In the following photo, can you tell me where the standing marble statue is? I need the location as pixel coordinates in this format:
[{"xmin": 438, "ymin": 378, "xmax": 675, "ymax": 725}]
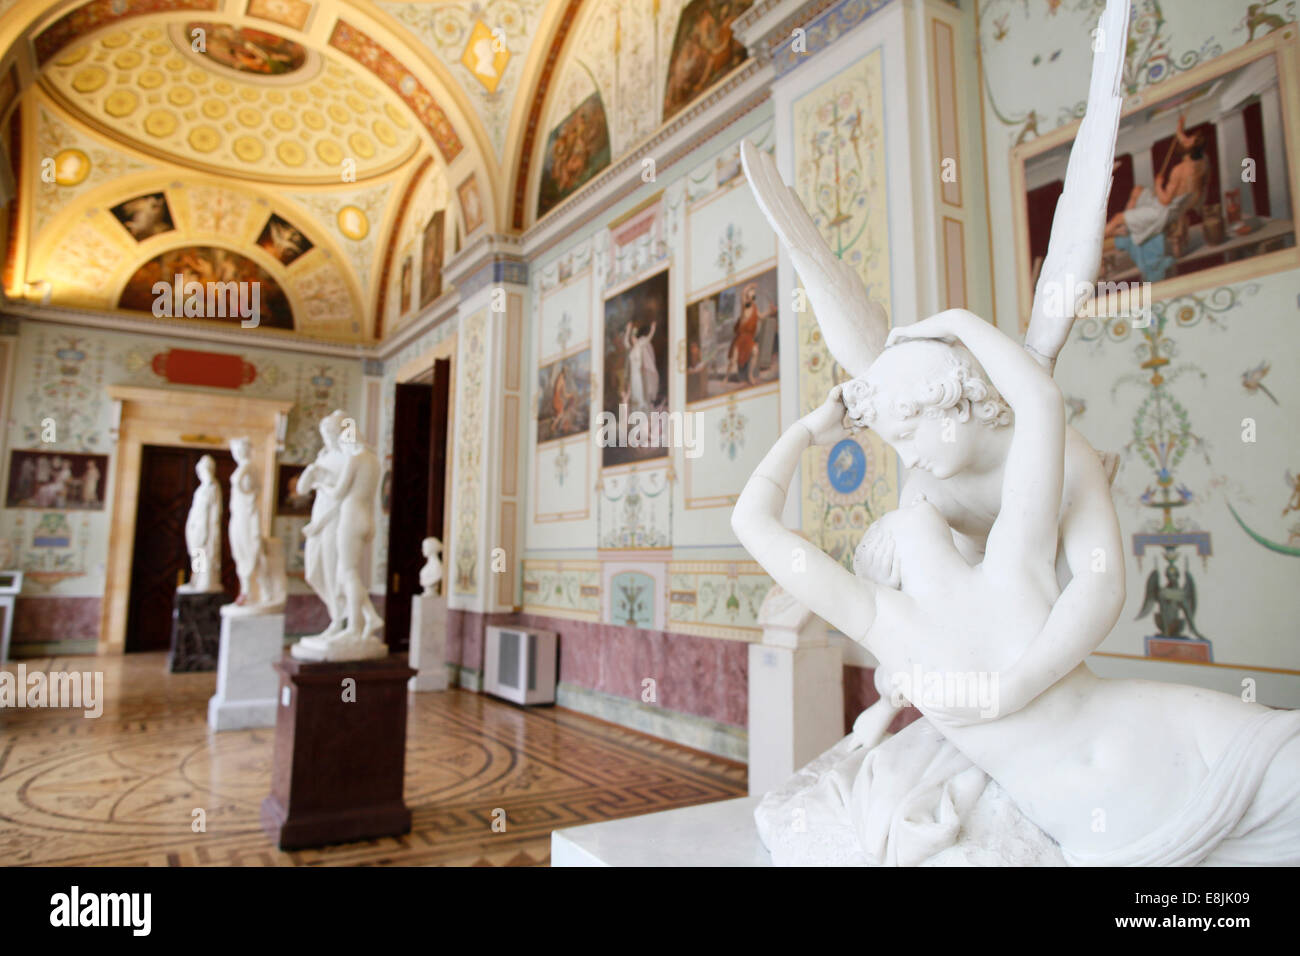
[
  {"xmin": 298, "ymin": 410, "xmax": 346, "ymax": 637},
  {"xmin": 419, "ymin": 537, "xmax": 443, "ymax": 595},
  {"xmin": 178, "ymin": 454, "xmax": 222, "ymax": 594},
  {"xmin": 291, "ymin": 421, "xmax": 386, "ymax": 662},
  {"xmin": 225, "ymin": 436, "xmax": 286, "ymax": 615},
  {"xmin": 732, "ymin": 0, "xmax": 1300, "ymax": 865}
]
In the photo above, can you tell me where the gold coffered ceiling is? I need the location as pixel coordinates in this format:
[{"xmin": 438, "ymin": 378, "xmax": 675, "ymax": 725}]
[
  {"xmin": 0, "ymin": 0, "xmax": 571, "ymax": 345},
  {"xmin": 0, "ymin": 1, "xmax": 758, "ymax": 344},
  {"xmin": 41, "ymin": 21, "xmax": 419, "ymax": 184}
]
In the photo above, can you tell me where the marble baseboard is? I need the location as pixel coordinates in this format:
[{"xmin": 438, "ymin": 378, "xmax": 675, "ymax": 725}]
[
  {"xmin": 12, "ymin": 597, "xmax": 101, "ymax": 655},
  {"xmin": 452, "ymin": 664, "xmax": 482, "ymax": 692},
  {"xmin": 512, "ymin": 612, "xmax": 748, "ymax": 728},
  {"xmin": 556, "ymin": 682, "xmax": 747, "ymax": 763}
]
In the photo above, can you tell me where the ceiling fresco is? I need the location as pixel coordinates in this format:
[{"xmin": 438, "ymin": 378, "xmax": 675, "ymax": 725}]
[{"xmin": 0, "ymin": 0, "xmax": 757, "ymax": 343}]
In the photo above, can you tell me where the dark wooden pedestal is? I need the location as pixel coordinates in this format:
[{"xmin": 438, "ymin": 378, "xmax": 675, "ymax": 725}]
[
  {"xmin": 168, "ymin": 591, "xmax": 225, "ymax": 672},
  {"xmin": 260, "ymin": 655, "xmax": 416, "ymax": 850}
]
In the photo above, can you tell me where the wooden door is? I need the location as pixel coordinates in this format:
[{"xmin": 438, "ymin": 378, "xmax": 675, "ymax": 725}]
[
  {"xmin": 384, "ymin": 359, "xmax": 451, "ymax": 651},
  {"xmin": 125, "ymin": 446, "xmax": 237, "ymax": 652},
  {"xmin": 384, "ymin": 382, "xmax": 432, "ymax": 650}
]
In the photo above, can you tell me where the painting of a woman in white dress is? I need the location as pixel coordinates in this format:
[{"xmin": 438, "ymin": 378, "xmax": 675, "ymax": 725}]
[{"xmin": 601, "ymin": 269, "xmax": 669, "ymax": 466}]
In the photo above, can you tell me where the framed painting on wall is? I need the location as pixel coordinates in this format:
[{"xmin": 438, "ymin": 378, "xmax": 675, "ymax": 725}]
[
  {"xmin": 601, "ymin": 269, "xmax": 670, "ymax": 468},
  {"xmin": 537, "ymin": 349, "xmax": 592, "ymax": 444},
  {"xmin": 275, "ymin": 463, "xmax": 312, "ymax": 516},
  {"xmin": 1011, "ymin": 30, "xmax": 1300, "ymax": 329},
  {"xmin": 458, "ymin": 174, "xmax": 484, "ymax": 235},
  {"xmin": 6, "ymin": 450, "xmax": 108, "ymax": 510},
  {"xmin": 685, "ymin": 266, "xmax": 779, "ymax": 404},
  {"xmin": 420, "ymin": 209, "xmax": 445, "ymax": 308}
]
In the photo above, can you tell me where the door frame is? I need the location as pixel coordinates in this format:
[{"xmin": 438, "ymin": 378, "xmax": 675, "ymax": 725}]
[
  {"xmin": 100, "ymin": 386, "xmax": 293, "ymax": 655},
  {"xmin": 392, "ymin": 334, "xmax": 456, "ymax": 574}
]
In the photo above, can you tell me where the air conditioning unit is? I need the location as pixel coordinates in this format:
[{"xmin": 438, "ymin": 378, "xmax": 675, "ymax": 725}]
[{"xmin": 483, "ymin": 625, "xmax": 558, "ymax": 705}]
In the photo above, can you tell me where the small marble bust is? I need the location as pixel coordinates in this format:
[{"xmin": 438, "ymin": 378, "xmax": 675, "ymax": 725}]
[{"xmin": 419, "ymin": 537, "xmax": 443, "ymax": 595}]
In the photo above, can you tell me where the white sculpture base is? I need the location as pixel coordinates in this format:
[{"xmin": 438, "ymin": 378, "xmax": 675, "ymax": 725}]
[
  {"xmin": 552, "ymin": 797, "xmax": 771, "ymax": 867},
  {"xmin": 754, "ymin": 731, "xmax": 1067, "ymax": 866},
  {"xmin": 208, "ymin": 611, "xmax": 285, "ymax": 731},
  {"xmin": 747, "ymin": 637, "xmax": 842, "ymax": 796},
  {"xmin": 176, "ymin": 584, "xmax": 223, "ymax": 596},
  {"xmin": 407, "ymin": 593, "xmax": 447, "ymax": 691},
  {"xmin": 289, "ymin": 633, "xmax": 388, "ymax": 663}
]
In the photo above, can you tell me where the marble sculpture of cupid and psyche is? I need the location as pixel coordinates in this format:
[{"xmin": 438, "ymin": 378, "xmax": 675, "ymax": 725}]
[{"xmin": 731, "ymin": 0, "xmax": 1300, "ymax": 866}]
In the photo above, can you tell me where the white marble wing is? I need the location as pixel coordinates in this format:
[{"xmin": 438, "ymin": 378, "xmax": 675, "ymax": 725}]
[
  {"xmin": 741, "ymin": 139, "xmax": 888, "ymax": 379},
  {"xmin": 1025, "ymin": 0, "xmax": 1129, "ymax": 360}
]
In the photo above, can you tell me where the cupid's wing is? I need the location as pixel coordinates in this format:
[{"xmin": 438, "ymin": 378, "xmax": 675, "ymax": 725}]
[
  {"xmin": 1025, "ymin": 0, "xmax": 1129, "ymax": 363},
  {"xmin": 1185, "ymin": 565, "xmax": 1196, "ymax": 617},
  {"xmin": 1135, "ymin": 568, "xmax": 1158, "ymax": 619},
  {"xmin": 741, "ymin": 139, "xmax": 887, "ymax": 379}
]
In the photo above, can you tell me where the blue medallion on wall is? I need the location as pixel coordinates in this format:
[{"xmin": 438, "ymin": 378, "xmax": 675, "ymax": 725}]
[{"xmin": 827, "ymin": 439, "xmax": 866, "ymax": 494}]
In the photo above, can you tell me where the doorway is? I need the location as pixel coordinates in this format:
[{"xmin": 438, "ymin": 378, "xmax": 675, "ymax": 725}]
[
  {"xmin": 124, "ymin": 445, "xmax": 237, "ymax": 652},
  {"xmin": 384, "ymin": 358, "xmax": 451, "ymax": 650}
]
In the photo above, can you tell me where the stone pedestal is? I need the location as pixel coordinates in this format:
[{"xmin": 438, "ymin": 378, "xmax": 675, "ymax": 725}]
[
  {"xmin": 552, "ymin": 797, "xmax": 770, "ymax": 867},
  {"xmin": 1145, "ymin": 634, "xmax": 1213, "ymax": 663},
  {"xmin": 261, "ymin": 655, "xmax": 416, "ymax": 849},
  {"xmin": 408, "ymin": 593, "xmax": 446, "ymax": 691},
  {"xmin": 168, "ymin": 590, "xmax": 225, "ymax": 672},
  {"xmin": 747, "ymin": 589, "xmax": 843, "ymax": 796},
  {"xmin": 207, "ymin": 611, "xmax": 285, "ymax": 731}
]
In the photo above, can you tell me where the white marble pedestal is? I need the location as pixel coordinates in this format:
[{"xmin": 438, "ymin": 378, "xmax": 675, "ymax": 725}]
[
  {"xmin": 552, "ymin": 797, "xmax": 770, "ymax": 867},
  {"xmin": 208, "ymin": 611, "xmax": 285, "ymax": 731},
  {"xmin": 407, "ymin": 593, "xmax": 447, "ymax": 692},
  {"xmin": 747, "ymin": 591, "xmax": 843, "ymax": 796}
]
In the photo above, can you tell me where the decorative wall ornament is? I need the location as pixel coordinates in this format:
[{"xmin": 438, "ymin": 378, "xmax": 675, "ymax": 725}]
[
  {"xmin": 453, "ymin": 310, "xmax": 488, "ymax": 594},
  {"xmin": 792, "ymin": 48, "xmax": 898, "ymax": 569},
  {"xmin": 715, "ymin": 222, "xmax": 744, "ymax": 275},
  {"xmin": 717, "ymin": 398, "xmax": 746, "ymax": 460},
  {"xmin": 597, "ymin": 467, "xmax": 671, "ymax": 549},
  {"xmin": 378, "ymin": 0, "xmax": 544, "ymax": 157},
  {"xmin": 522, "ymin": 560, "xmax": 601, "ymax": 618}
]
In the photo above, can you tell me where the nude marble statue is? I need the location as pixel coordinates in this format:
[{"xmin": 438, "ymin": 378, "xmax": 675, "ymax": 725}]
[
  {"xmin": 291, "ymin": 424, "xmax": 386, "ymax": 662},
  {"xmin": 732, "ymin": 309, "xmax": 1300, "ymax": 864},
  {"xmin": 733, "ymin": 0, "xmax": 1299, "ymax": 864},
  {"xmin": 224, "ymin": 437, "xmax": 286, "ymax": 616},
  {"xmin": 178, "ymin": 454, "xmax": 222, "ymax": 594},
  {"xmin": 298, "ymin": 410, "xmax": 346, "ymax": 638}
]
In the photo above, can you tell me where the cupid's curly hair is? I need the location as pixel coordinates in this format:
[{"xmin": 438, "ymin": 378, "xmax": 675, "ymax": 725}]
[{"xmin": 841, "ymin": 339, "xmax": 1012, "ymax": 430}]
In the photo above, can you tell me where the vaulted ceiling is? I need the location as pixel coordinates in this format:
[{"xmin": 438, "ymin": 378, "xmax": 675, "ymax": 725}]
[{"xmin": 0, "ymin": 0, "xmax": 756, "ymax": 345}]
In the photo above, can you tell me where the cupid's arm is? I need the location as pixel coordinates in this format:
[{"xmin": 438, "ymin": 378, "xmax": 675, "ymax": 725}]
[
  {"xmin": 731, "ymin": 388, "xmax": 876, "ymax": 642},
  {"xmin": 998, "ymin": 442, "xmax": 1125, "ymax": 711}
]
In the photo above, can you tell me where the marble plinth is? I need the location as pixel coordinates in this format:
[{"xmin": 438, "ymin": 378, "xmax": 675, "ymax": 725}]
[
  {"xmin": 1145, "ymin": 634, "xmax": 1213, "ymax": 663},
  {"xmin": 552, "ymin": 797, "xmax": 771, "ymax": 867},
  {"xmin": 168, "ymin": 590, "xmax": 225, "ymax": 672},
  {"xmin": 408, "ymin": 593, "xmax": 447, "ymax": 691},
  {"xmin": 747, "ymin": 637, "xmax": 843, "ymax": 796},
  {"xmin": 208, "ymin": 612, "xmax": 285, "ymax": 731},
  {"xmin": 261, "ymin": 655, "xmax": 415, "ymax": 849}
]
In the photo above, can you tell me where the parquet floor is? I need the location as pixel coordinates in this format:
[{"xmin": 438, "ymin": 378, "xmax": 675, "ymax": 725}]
[{"xmin": 0, "ymin": 653, "xmax": 747, "ymax": 866}]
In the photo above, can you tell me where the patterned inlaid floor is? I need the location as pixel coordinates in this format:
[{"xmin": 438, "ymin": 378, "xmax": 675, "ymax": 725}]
[{"xmin": 0, "ymin": 653, "xmax": 747, "ymax": 866}]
